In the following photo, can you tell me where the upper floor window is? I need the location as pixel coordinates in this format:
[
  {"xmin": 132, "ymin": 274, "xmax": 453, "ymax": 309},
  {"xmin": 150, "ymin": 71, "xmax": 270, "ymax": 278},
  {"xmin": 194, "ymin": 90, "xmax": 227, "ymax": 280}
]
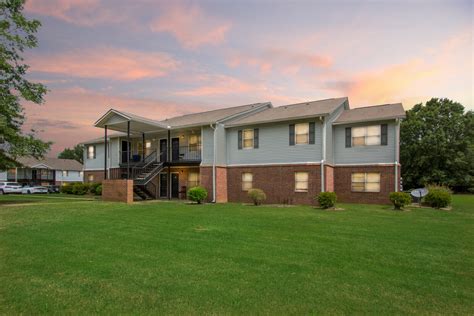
[
  {"xmin": 62, "ymin": 170, "xmax": 69, "ymax": 177},
  {"xmin": 346, "ymin": 124, "xmax": 387, "ymax": 147},
  {"xmin": 242, "ymin": 172, "xmax": 253, "ymax": 191},
  {"xmin": 189, "ymin": 135, "xmax": 200, "ymax": 152},
  {"xmin": 295, "ymin": 123, "xmax": 309, "ymax": 144},
  {"xmin": 243, "ymin": 129, "xmax": 254, "ymax": 149},
  {"xmin": 295, "ymin": 172, "xmax": 309, "ymax": 192},
  {"xmin": 87, "ymin": 145, "xmax": 96, "ymax": 159},
  {"xmin": 145, "ymin": 140, "xmax": 152, "ymax": 149},
  {"xmin": 351, "ymin": 173, "xmax": 380, "ymax": 192}
]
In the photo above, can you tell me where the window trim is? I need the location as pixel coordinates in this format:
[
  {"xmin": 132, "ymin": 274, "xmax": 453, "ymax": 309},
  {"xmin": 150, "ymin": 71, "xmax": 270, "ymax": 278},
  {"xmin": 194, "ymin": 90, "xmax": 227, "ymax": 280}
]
[
  {"xmin": 241, "ymin": 172, "xmax": 253, "ymax": 191},
  {"xmin": 242, "ymin": 129, "xmax": 254, "ymax": 150},
  {"xmin": 62, "ymin": 170, "xmax": 69, "ymax": 177},
  {"xmin": 295, "ymin": 123, "xmax": 309, "ymax": 145},
  {"xmin": 351, "ymin": 172, "xmax": 381, "ymax": 193},
  {"xmin": 351, "ymin": 125, "xmax": 382, "ymax": 147},
  {"xmin": 294, "ymin": 171, "xmax": 309, "ymax": 192}
]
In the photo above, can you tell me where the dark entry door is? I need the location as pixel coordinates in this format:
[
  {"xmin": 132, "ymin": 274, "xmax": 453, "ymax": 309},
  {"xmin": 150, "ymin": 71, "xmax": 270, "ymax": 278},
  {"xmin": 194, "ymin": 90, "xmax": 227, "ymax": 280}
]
[
  {"xmin": 121, "ymin": 140, "xmax": 129, "ymax": 163},
  {"xmin": 171, "ymin": 138, "xmax": 179, "ymax": 161},
  {"xmin": 159, "ymin": 173, "xmax": 167, "ymax": 197},
  {"xmin": 159, "ymin": 139, "xmax": 167, "ymax": 162},
  {"xmin": 32, "ymin": 169, "xmax": 37, "ymax": 183},
  {"xmin": 171, "ymin": 173, "xmax": 179, "ymax": 198}
]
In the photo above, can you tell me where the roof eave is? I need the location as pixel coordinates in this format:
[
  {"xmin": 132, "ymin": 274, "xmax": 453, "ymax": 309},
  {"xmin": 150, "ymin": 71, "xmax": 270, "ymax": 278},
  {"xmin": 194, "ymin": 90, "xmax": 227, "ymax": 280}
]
[
  {"xmin": 332, "ymin": 115, "xmax": 406, "ymax": 125},
  {"xmin": 224, "ymin": 112, "xmax": 330, "ymax": 128}
]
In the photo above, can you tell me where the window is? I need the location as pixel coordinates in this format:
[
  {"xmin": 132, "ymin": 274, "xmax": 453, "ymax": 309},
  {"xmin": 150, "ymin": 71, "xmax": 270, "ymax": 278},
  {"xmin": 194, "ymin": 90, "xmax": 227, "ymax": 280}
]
[
  {"xmin": 242, "ymin": 129, "xmax": 254, "ymax": 149},
  {"xmin": 188, "ymin": 172, "xmax": 199, "ymax": 189},
  {"xmin": 62, "ymin": 170, "xmax": 69, "ymax": 177},
  {"xmin": 295, "ymin": 172, "xmax": 309, "ymax": 192},
  {"xmin": 87, "ymin": 145, "xmax": 95, "ymax": 159},
  {"xmin": 88, "ymin": 174, "xmax": 94, "ymax": 182},
  {"xmin": 351, "ymin": 173, "xmax": 381, "ymax": 192},
  {"xmin": 145, "ymin": 141, "xmax": 152, "ymax": 149},
  {"xmin": 295, "ymin": 123, "xmax": 309, "ymax": 144},
  {"xmin": 352, "ymin": 125, "xmax": 381, "ymax": 146},
  {"xmin": 80, "ymin": 171, "xmax": 84, "ymax": 178},
  {"xmin": 242, "ymin": 172, "xmax": 253, "ymax": 191},
  {"xmin": 189, "ymin": 135, "xmax": 200, "ymax": 152}
]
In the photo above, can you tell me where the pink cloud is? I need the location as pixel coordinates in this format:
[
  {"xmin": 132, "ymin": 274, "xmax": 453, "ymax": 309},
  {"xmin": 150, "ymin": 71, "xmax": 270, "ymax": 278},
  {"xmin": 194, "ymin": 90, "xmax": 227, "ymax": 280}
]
[
  {"xmin": 150, "ymin": 3, "xmax": 231, "ymax": 49},
  {"xmin": 175, "ymin": 75, "xmax": 257, "ymax": 96},
  {"xmin": 28, "ymin": 47, "xmax": 179, "ymax": 81},
  {"xmin": 25, "ymin": 0, "xmax": 125, "ymax": 26}
]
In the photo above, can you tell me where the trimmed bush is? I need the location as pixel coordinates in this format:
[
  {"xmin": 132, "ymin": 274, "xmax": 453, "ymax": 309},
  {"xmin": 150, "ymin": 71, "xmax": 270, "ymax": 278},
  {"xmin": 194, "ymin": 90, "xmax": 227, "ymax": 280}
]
[
  {"xmin": 316, "ymin": 192, "xmax": 337, "ymax": 209},
  {"xmin": 187, "ymin": 186, "xmax": 208, "ymax": 204},
  {"xmin": 425, "ymin": 185, "xmax": 452, "ymax": 209},
  {"xmin": 94, "ymin": 184, "xmax": 102, "ymax": 196},
  {"xmin": 389, "ymin": 192, "xmax": 412, "ymax": 210},
  {"xmin": 60, "ymin": 184, "xmax": 74, "ymax": 194},
  {"xmin": 89, "ymin": 182, "xmax": 101, "ymax": 195},
  {"xmin": 72, "ymin": 183, "xmax": 89, "ymax": 195},
  {"xmin": 248, "ymin": 188, "xmax": 267, "ymax": 206}
]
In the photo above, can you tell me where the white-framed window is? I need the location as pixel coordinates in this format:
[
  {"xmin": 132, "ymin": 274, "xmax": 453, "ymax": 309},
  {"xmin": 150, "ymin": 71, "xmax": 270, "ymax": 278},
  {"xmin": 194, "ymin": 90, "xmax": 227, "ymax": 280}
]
[
  {"xmin": 352, "ymin": 125, "xmax": 381, "ymax": 146},
  {"xmin": 189, "ymin": 135, "xmax": 200, "ymax": 152},
  {"xmin": 80, "ymin": 171, "xmax": 84, "ymax": 178},
  {"xmin": 88, "ymin": 174, "xmax": 94, "ymax": 182},
  {"xmin": 295, "ymin": 172, "xmax": 309, "ymax": 192},
  {"xmin": 87, "ymin": 145, "xmax": 95, "ymax": 159},
  {"xmin": 351, "ymin": 173, "xmax": 381, "ymax": 192},
  {"xmin": 188, "ymin": 172, "xmax": 199, "ymax": 189},
  {"xmin": 295, "ymin": 123, "xmax": 309, "ymax": 145},
  {"xmin": 242, "ymin": 129, "xmax": 254, "ymax": 149},
  {"xmin": 145, "ymin": 140, "xmax": 152, "ymax": 149},
  {"xmin": 62, "ymin": 170, "xmax": 68, "ymax": 177},
  {"xmin": 242, "ymin": 172, "xmax": 253, "ymax": 191}
]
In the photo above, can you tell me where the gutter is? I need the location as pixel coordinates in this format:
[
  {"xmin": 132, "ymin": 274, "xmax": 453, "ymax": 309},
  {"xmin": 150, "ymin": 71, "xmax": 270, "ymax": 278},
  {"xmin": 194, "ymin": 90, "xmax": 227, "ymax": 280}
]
[
  {"xmin": 210, "ymin": 123, "xmax": 217, "ymax": 203},
  {"xmin": 321, "ymin": 117, "xmax": 326, "ymax": 192}
]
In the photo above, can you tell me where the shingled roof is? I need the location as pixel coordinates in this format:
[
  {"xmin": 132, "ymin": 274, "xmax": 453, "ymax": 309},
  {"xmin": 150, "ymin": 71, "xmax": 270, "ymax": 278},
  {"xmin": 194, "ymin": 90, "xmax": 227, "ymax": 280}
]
[
  {"xmin": 333, "ymin": 103, "xmax": 406, "ymax": 125},
  {"xmin": 16, "ymin": 157, "xmax": 83, "ymax": 171},
  {"xmin": 225, "ymin": 97, "xmax": 348, "ymax": 127}
]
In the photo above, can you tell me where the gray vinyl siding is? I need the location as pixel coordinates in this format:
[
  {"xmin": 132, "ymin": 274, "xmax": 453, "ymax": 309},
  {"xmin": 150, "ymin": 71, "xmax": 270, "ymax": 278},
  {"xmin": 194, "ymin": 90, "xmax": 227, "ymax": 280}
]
[
  {"xmin": 333, "ymin": 121, "xmax": 396, "ymax": 164},
  {"xmin": 201, "ymin": 126, "xmax": 214, "ymax": 165},
  {"xmin": 109, "ymin": 138, "xmax": 120, "ymax": 168},
  {"xmin": 325, "ymin": 103, "xmax": 346, "ymax": 164},
  {"xmin": 83, "ymin": 143, "xmax": 105, "ymax": 170},
  {"xmin": 0, "ymin": 171, "xmax": 6, "ymax": 181},
  {"xmin": 226, "ymin": 120, "xmax": 323, "ymax": 165}
]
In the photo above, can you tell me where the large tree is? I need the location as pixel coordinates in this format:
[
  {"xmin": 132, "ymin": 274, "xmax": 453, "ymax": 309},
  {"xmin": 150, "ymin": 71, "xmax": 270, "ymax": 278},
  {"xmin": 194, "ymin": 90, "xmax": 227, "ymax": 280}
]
[
  {"xmin": 0, "ymin": 0, "xmax": 50, "ymax": 170},
  {"xmin": 400, "ymin": 98, "xmax": 474, "ymax": 191},
  {"xmin": 58, "ymin": 144, "xmax": 83, "ymax": 164}
]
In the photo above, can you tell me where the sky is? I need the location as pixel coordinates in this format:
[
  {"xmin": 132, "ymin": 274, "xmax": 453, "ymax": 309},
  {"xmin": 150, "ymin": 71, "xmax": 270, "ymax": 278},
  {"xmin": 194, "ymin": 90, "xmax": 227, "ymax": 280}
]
[{"xmin": 20, "ymin": 0, "xmax": 473, "ymax": 155}]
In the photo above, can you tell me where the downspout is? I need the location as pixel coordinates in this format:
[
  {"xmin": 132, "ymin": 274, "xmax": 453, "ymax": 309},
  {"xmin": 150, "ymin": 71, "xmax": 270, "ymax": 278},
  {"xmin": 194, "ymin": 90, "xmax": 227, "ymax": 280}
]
[
  {"xmin": 395, "ymin": 118, "xmax": 400, "ymax": 192},
  {"xmin": 210, "ymin": 123, "xmax": 217, "ymax": 203},
  {"xmin": 321, "ymin": 116, "xmax": 326, "ymax": 192}
]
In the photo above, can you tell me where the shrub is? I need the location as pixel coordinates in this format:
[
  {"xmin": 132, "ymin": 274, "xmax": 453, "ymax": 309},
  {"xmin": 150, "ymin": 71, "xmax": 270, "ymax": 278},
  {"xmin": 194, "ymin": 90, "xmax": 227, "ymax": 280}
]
[
  {"xmin": 187, "ymin": 186, "xmax": 208, "ymax": 204},
  {"xmin": 60, "ymin": 184, "xmax": 74, "ymax": 194},
  {"xmin": 248, "ymin": 188, "xmax": 267, "ymax": 206},
  {"xmin": 389, "ymin": 192, "xmax": 412, "ymax": 210},
  {"xmin": 89, "ymin": 182, "xmax": 101, "ymax": 195},
  {"xmin": 425, "ymin": 185, "xmax": 452, "ymax": 209},
  {"xmin": 94, "ymin": 184, "xmax": 102, "ymax": 196},
  {"xmin": 316, "ymin": 192, "xmax": 337, "ymax": 209},
  {"xmin": 72, "ymin": 183, "xmax": 89, "ymax": 195}
]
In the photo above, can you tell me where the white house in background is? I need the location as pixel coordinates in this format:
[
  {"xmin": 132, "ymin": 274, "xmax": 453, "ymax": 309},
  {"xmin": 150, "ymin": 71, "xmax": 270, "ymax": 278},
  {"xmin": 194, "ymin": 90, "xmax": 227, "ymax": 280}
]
[{"xmin": 4, "ymin": 157, "xmax": 83, "ymax": 186}]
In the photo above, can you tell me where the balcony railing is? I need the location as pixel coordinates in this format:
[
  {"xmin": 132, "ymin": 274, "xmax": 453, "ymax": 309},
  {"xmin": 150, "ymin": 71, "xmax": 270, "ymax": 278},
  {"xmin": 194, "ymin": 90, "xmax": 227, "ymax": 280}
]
[{"xmin": 121, "ymin": 145, "xmax": 201, "ymax": 165}]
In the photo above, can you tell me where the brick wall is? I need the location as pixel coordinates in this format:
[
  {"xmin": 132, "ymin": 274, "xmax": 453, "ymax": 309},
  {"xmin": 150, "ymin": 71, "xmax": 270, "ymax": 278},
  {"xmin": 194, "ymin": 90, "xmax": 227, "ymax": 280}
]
[
  {"xmin": 216, "ymin": 167, "xmax": 228, "ymax": 203},
  {"xmin": 102, "ymin": 179, "xmax": 133, "ymax": 203},
  {"xmin": 227, "ymin": 164, "xmax": 321, "ymax": 205},
  {"xmin": 325, "ymin": 165, "xmax": 334, "ymax": 192},
  {"xmin": 84, "ymin": 168, "xmax": 123, "ymax": 183},
  {"xmin": 334, "ymin": 165, "xmax": 395, "ymax": 204},
  {"xmin": 199, "ymin": 166, "xmax": 213, "ymax": 202}
]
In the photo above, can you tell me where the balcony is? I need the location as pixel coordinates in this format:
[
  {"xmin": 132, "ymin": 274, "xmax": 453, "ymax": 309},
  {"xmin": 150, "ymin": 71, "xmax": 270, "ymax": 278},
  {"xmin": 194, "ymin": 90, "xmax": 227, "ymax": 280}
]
[{"xmin": 120, "ymin": 145, "xmax": 201, "ymax": 167}]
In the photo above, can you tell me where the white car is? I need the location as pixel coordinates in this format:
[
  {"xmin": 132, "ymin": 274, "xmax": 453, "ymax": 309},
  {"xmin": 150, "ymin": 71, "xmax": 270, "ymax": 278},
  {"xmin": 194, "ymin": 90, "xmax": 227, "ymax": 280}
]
[
  {"xmin": 22, "ymin": 185, "xmax": 49, "ymax": 194},
  {"xmin": 0, "ymin": 182, "xmax": 23, "ymax": 194}
]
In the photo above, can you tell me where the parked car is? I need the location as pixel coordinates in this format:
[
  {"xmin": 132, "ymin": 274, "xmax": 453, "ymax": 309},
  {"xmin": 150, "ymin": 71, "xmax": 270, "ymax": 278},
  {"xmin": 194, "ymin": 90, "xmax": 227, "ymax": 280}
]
[
  {"xmin": 45, "ymin": 185, "xmax": 60, "ymax": 193},
  {"xmin": 22, "ymin": 185, "xmax": 49, "ymax": 194},
  {"xmin": 0, "ymin": 182, "xmax": 23, "ymax": 194}
]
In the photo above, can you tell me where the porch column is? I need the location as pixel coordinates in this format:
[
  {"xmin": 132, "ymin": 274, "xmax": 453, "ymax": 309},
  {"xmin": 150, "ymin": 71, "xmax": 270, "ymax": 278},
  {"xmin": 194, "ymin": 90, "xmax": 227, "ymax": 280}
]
[
  {"xmin": 104, "ymin": 125, "xmax": 108, "ymax": 180},
  {"xmin": 167, "ymin": 128, "xmax": 171, "ymax": 200},
  {"xmin": 127, "ymin": 120, "xmax": 130, "ymax": 179},
  {"xmin": 142, "ymin": 133, "xmax": 145, "ymax": 162}
]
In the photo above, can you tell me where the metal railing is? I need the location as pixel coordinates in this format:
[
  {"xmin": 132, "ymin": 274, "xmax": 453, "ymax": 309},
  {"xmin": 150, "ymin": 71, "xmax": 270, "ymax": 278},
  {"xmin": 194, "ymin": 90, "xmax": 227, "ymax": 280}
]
[{"xmin": 162, "ymin": 145, "xmax": 202, "ymax": 162}]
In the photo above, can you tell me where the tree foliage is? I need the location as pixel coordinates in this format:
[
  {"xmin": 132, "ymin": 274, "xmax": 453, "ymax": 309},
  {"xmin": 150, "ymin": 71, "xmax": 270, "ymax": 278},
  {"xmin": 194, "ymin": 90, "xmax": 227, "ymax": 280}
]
[
  {"xmin": 0, "ymin": 0, "xmax": 50, "ymax": 170},
  {"xmin": 58, "ymin": 144, "xmax": 84, "ymax": 164},
  {"xmin": 400, "ymin": 98, "xmax": 474, "ymax": 191}
]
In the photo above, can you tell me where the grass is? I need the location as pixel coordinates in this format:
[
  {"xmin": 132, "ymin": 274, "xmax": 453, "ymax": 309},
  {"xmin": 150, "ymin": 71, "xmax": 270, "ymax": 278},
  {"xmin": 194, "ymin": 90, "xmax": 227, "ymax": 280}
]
[{"xmin": 1, "ymin": 195, "xmax": 473, "ymax": 314}]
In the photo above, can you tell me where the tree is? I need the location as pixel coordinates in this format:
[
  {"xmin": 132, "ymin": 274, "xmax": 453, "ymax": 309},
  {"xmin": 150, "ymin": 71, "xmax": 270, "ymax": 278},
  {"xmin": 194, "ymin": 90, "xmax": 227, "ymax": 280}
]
[
  {"xmin": 58, "ymin": 144, "xmax": 84, "ymax": 164},
  {"xmin": 0, "ymin": 0, "xmax": 50, "ymax": 170},
  {"xmin": 400, "ymin": 98, "xmax": 474, "ymax": 191}
]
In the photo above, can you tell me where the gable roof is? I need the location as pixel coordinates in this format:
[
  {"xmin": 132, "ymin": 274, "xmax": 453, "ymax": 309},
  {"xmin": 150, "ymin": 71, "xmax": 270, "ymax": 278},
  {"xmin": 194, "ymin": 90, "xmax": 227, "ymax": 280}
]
[
  {"xmin": 162, "ymin": 102, "xmax": 271, "ymax": 128},
  {"xmin": 16, "ymin": 157, "xmax": 83, "ymax": 171},
  {"xmin": 225, "ymin": 97, "xmax": 348, "ymax": 127},
  {"xmin": 333, "ymin": 103, "xmax": 406, "ymax": 125}
]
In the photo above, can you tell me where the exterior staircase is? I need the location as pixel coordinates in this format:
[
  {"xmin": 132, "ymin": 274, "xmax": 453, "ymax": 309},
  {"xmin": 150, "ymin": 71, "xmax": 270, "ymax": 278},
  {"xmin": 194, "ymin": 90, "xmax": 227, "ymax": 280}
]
[{"xmin": 131, "ymin": 151, "xmax": 163, "ymax": 200}]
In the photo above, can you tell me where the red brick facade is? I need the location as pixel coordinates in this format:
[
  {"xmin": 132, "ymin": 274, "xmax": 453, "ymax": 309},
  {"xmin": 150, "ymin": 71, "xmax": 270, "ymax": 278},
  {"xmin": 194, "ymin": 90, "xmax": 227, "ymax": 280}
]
[
  {"xmin": 102, "ymin": 179, "xmax": 133, "ymax": 203},
  {"xmin": 334, "ymin": 165, "xmax": 397, "ymax": 204},
  {"xmin": 84, "ymin": 168, "xmax": 123, "ymax": 183},
  {"xmin": 324, "ymin": 165, "xmax": 334, "ymax": 192}
]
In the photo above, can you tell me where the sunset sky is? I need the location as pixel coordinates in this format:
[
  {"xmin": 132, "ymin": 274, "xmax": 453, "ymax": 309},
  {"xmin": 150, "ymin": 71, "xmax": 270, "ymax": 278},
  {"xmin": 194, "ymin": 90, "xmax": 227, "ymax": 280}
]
[{"xmin": 21, "ymin": 0, "xmax": 473, "ymax": 155}]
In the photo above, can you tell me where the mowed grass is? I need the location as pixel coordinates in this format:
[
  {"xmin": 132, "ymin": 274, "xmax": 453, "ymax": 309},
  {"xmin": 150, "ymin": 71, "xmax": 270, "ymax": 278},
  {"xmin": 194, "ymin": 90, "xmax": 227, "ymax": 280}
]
[{"xmin": 0, "ymin": 195, "xmax": 473, "ymax": 314}]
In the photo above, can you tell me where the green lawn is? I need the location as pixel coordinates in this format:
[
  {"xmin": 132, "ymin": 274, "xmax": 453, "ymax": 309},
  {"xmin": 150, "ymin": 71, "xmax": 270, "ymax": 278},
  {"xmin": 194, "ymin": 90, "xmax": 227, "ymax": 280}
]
[{"xmin": 1, "ymin": 195, "xmax": 473, "ymax": 314}]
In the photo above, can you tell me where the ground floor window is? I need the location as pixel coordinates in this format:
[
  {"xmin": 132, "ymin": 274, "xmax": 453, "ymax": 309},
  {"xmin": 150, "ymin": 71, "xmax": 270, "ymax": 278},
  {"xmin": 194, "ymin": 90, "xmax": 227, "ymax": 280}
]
[
  {"xmin": 88, "ymin": 174, "xmax": 94, "ymax": 182},
  {"xmin": 242, "ymin": 172, "xmax": 253, "ymax": 191},
  {"xmin": 295, "ymin": 172, "xmax": 309, "ymax": 192},
  {"xmin": 188, "ymin": 172, "xmax": 199, "ymax": 189},
  {"xmin": 351, "ymin": 173, "xmax": 381, "ymax": 192}
]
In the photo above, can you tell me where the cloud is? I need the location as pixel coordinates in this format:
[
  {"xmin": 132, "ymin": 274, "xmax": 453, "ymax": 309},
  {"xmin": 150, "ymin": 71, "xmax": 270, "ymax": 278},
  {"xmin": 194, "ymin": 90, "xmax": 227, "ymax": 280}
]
[
  {"xmin": 28, "ymin": 47, "xmax": 179, "ymax": 81},
  {"xmin": 175, "ymin": 75, "xmax": 257, "ymax": 96},
  {"xmin": 228, "ymin": 49, "xmax": 332, "ymax": 75},
  {"xmin": 150, "ymin": 3, "xmax": 231, "ymax": 49},
  {"xmin": 25, "ymin": 0, "xmax": 125, "ymax": 26}
]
